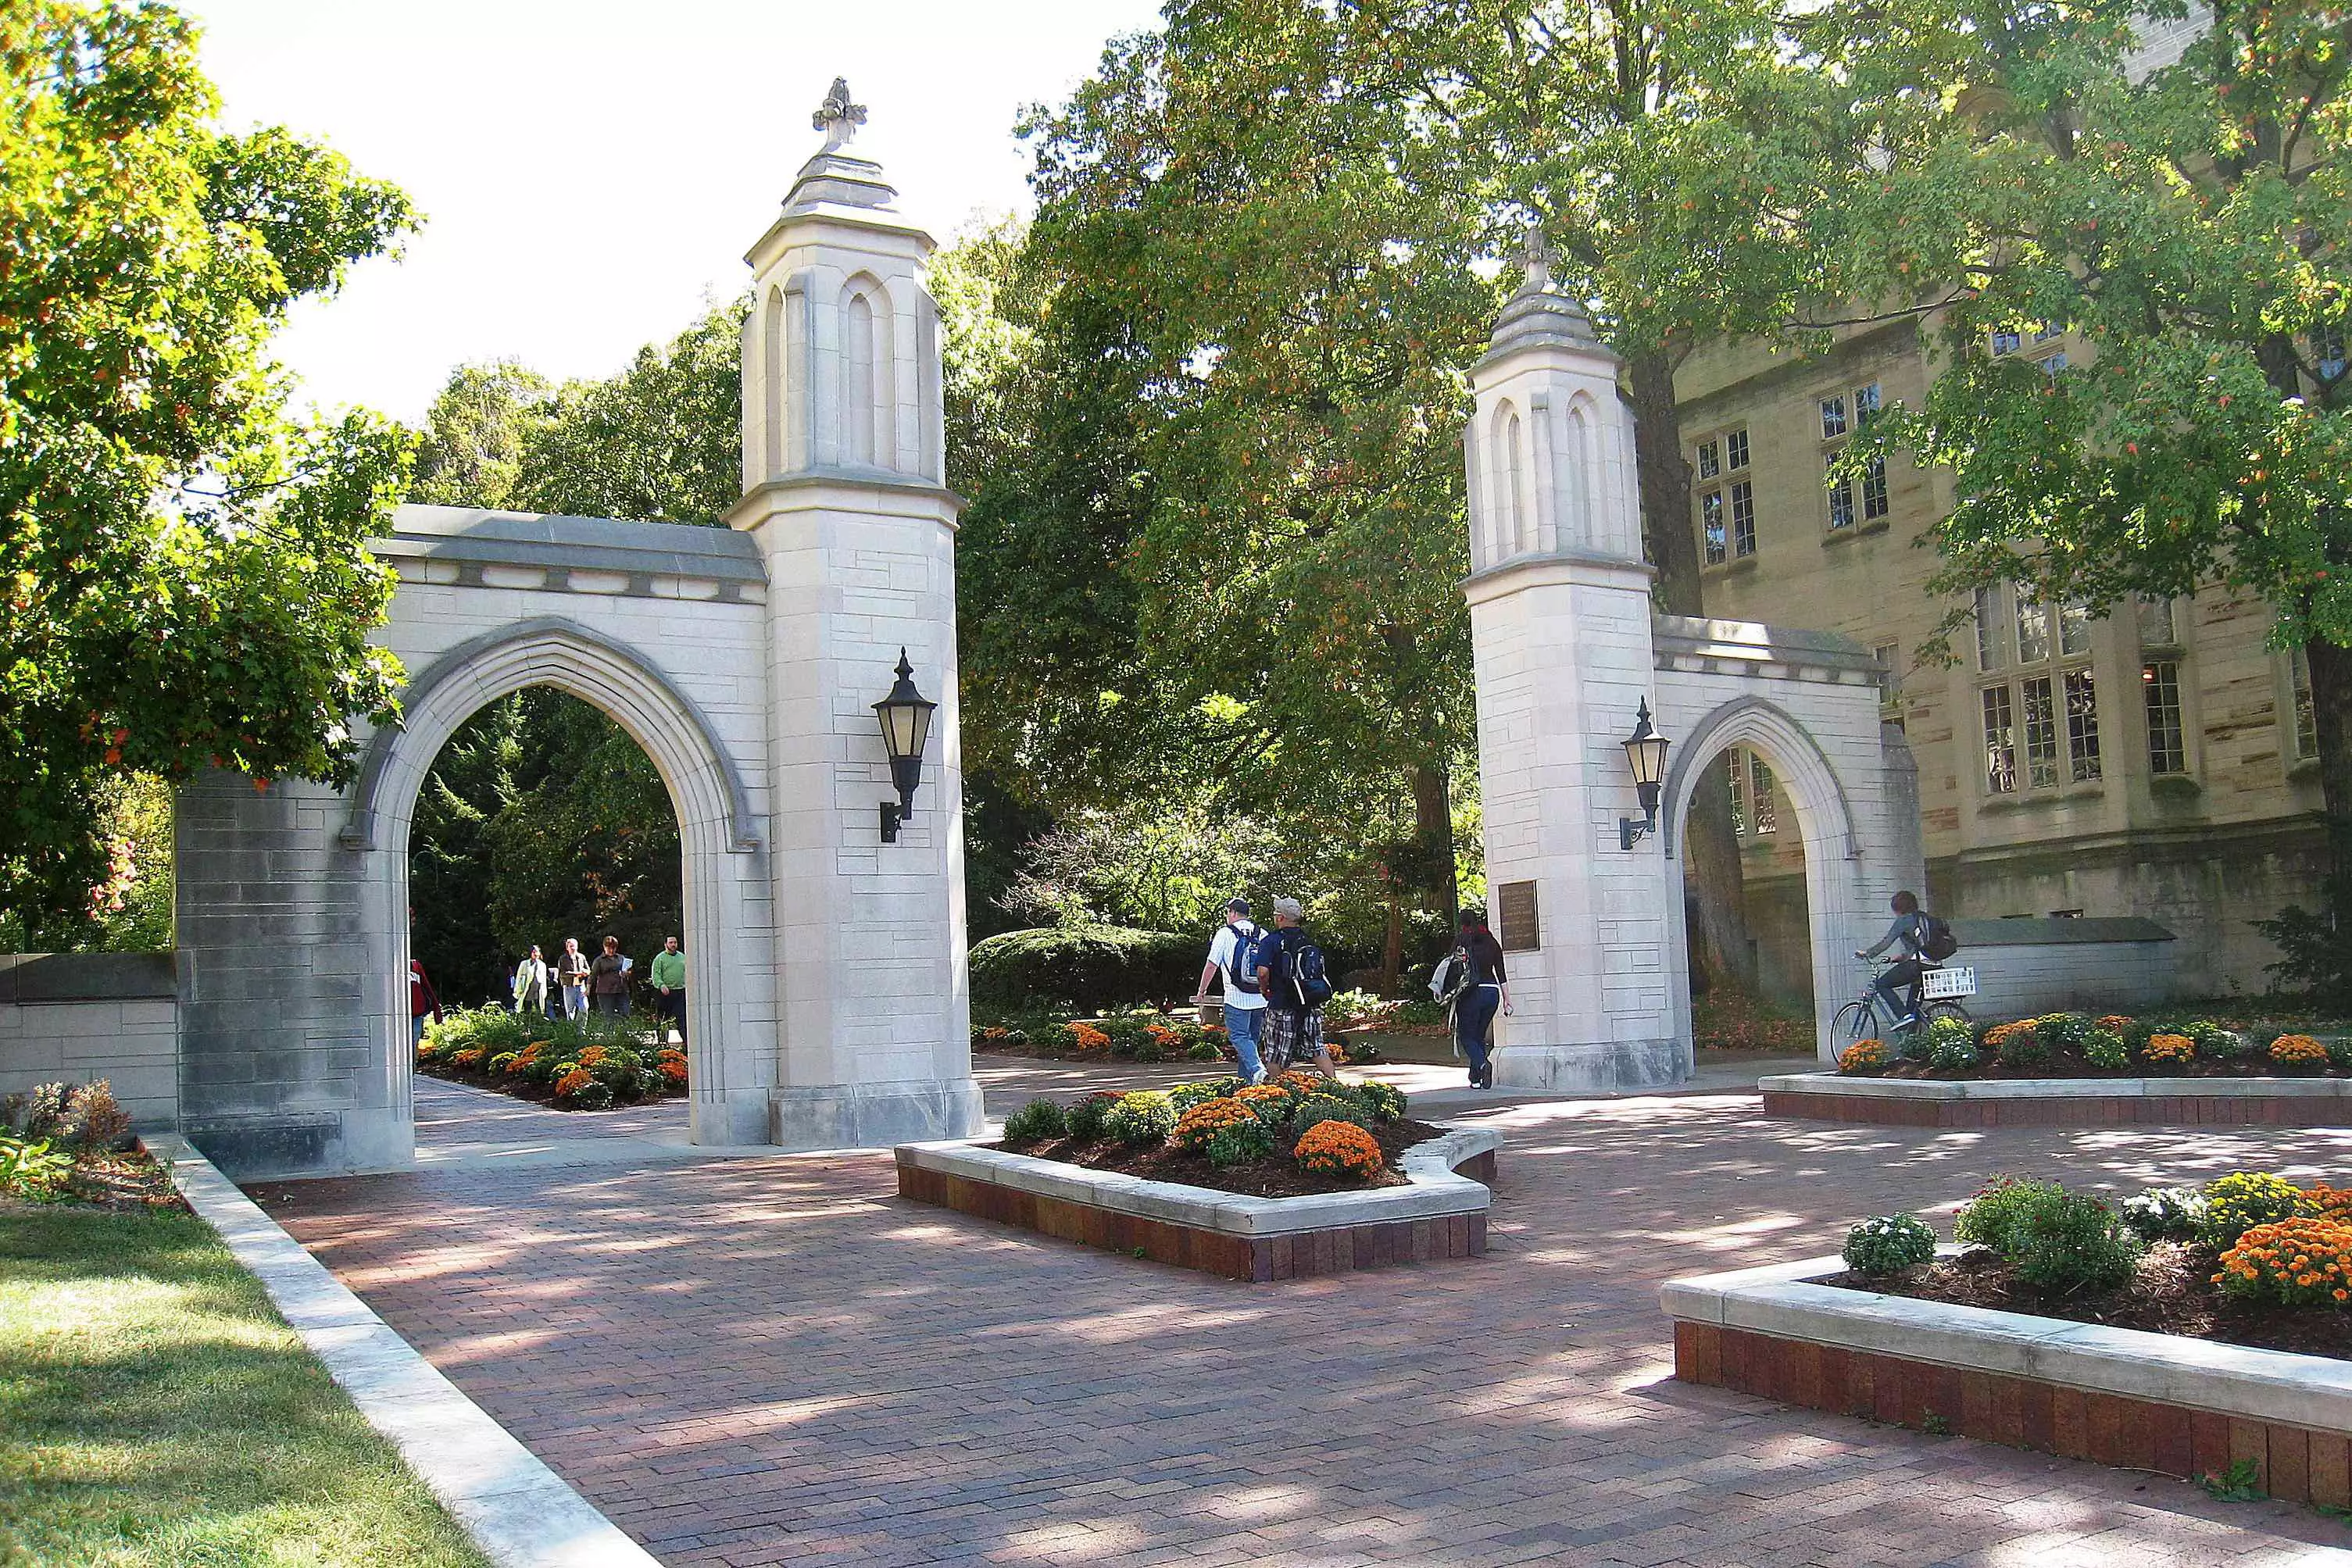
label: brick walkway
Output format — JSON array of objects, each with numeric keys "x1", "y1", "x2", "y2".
[{"x1": 252, "y1": 1089, "x2": 2352, "y2": 1566}]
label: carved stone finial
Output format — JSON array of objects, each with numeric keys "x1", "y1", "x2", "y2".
[
  {"x1": 813, "y1": 77, "x2": 867, "y2": 152},
  {"x1": 1517, "y1": 223, "x2": 1555, "y2": 295}
]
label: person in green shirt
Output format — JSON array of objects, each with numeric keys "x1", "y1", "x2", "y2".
[{"x1": 647, "y1": 936, "x2": 688, "y2": 1045}]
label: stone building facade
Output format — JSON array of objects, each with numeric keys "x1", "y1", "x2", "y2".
[{"x1": 1673, "y1": 318, "x2": 2325, "y2": 1004}]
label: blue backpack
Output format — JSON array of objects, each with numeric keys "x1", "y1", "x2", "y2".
[{"x1": 1224, "y1": 922, "x2": 1265, "y2": 995}]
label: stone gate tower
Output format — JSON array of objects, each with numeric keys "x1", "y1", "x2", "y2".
[
  {"x1": 727, "y1": 81, "x2": 985, "y2": 1147},
  {"x1": 1461, "y1": 245, "x2": 1687, "y2": 1091}
]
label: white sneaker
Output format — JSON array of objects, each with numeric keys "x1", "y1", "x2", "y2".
[{"x1": 1250, "y1": 1068, "x2": 1268, "y2": 1085}]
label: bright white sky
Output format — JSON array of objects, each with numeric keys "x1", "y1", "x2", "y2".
[{"x1": 178, "y1": 0, "x2": 1163, "y2": 423}]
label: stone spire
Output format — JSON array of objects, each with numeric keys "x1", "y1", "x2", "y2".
[
  {"x1": 1484, "y1": 221, "x2": 1608, "y2": 360},
  {"x1": 781, "y1": 76, "x2": 896, "y2": 217}
]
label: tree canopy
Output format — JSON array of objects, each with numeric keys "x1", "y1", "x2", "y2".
[
  {"x1": 0, "y1": 0, "x2": 416, "y2": 923},
  {"x1": 1839, "y1": 0, "x2": 2352, "y2": 863}
]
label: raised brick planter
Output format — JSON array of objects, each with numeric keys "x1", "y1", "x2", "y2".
[
  {"x1": 895, "y1": 1127, "x2": 1499, "y2": 1283},
  {"x1": 1664, "y1": 1252, "x2": 2352, "y2": 1503},
  {"x1": 1760, "y1": 1070, "x2": 2352, "y2": 1129}
]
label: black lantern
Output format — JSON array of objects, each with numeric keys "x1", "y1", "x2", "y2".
[
  {"x1": 873, "y1": 648, "x2": 937, "y2": 845},
  {"x1": 1617, "y1": 698, "x2": 1672, "y2": 850}
]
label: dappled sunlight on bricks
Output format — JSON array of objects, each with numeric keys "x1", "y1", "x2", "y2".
[{"x1": 243, "y1": 1095, "x2": 2352, "y2": 1565}]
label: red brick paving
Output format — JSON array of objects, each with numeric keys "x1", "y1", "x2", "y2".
[{"x1": 249, "y1": 1089, "x2": 2352, "y2": 1566}]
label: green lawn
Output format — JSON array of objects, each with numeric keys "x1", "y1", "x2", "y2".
[{"x1": 0, "y1": 1201, "x2": 490, "y2": 1567}]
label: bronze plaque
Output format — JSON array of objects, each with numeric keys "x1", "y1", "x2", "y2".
[{"x1": 1497, "y1": 880, "x2": 1540, "y2": 952}]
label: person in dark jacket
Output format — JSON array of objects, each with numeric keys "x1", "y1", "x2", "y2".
[
  {"x1": 589, "y1": 936, "x2": 631, "y2": 1020},
  {"x1": 1442, "y1": 910, "x2": 1511, "y2": 1088},
  {"x1": 1857, "y1": 890, "x2": 1931, "y2": 1028}
]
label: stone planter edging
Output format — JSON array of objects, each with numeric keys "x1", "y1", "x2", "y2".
[
  {"x1": 896, "y1": 1126, "x2": 1499, "y2": 1237},
  {"x1": 1664, "y1": 1250, "x2": 2352, "y2": 1499},
  {"x1": 1761, "y1": 1070, "x2": 2352, "y2": 1128},
  {"x1": 896, "y1": 1126, "x2": 1499, "y2": 1281}
]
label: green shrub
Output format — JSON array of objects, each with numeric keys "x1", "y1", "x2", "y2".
[
  {"x1": 2188, "y1": 1021, "x2": 2248, "y2": 1060},
  {"x1": 1993, "y1": 1026, "x2": 2050, "y2": 1069},
  {"x1": 1001, "y1": 1098, "x2": 1069, "y2": 1145},
  {"x1": 2011, "y1": 1191, "x2": 2143, "y2": 1295},
  {"x1": 2199, "y1": 1172, "x2": 2314, "y2": 1248},
  {"x1": 2084, "y1": 1029, "x2": 2130, "y2": 1070},
  {"x1": 1206, "y1": 1119, "x2": 1277, "y2": 1167},
  {"x1": 1289, "y1": 1092, "x2": 1374, "y2": 1138},
  {"x1": 1843, "y1": 1214, "x2": 1937, "y2": 1277},
  {"x1": 1392, "y1": 998, "x2": 1448, "y2": 1028},
  {"x1": 1164, "y1": 1080, "x2": 1228, "y2": 1113},
  {"x1": 1358, "y1": 1081, "x2": 1409, "y2": 1122},
  {"x1": 1955, "y1": 1177, "x2": 2067, "y2": 1256},
  {"x1": 1104, "y1": 1091, "x2": 1177, "y2": 1146},
  {"x1": 2121, "y1": 1185, "x2": 2209, "y2": 1241},
  {"x1": 1324, "y1": 990, "x2": 1399, "y2": 1030},
  {"x1": 967, "y1": 925, "x2": 1203, "y2": 1013},
  {"x1": 2035, "y1": 1013, "x2": 2093, "y2": 1053},
  {"x1": 0, "y1": 1131, "x2": 73, "y2": 1198},
  {"x1": 564, "y1": 1078, "x2": 615, "y2": 1111},
  {"x1": 2324, "y1": 1036, "x2": 2352, "y2": 1069},
  {"x1": 1927, "y1": 1030, "x2": 1982, "y2": 1072},
  {"x1": 1064, "y1": 1091, "x2": 1121, "y2": 1143},
  {"x1": 1186, "y1": 1038, "x2": 1222, "y2": 1060},
  {"x1": 2121, "y1": 1017, "x2": 2160, "y2": 1055}
]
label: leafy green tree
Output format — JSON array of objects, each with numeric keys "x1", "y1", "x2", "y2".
[
  {"x1": 1, "y1": 0, "x2": 416, "y2": 925},
  {"x1": 1839, "y1": 0, "x2": 2352, "y2": 878},
  {"x1": 1017, "y1": 0, "x2": 1888, "y2": 988},
  {"x1": 409, "y1": 362, "x2": 550, "y2": 511}
]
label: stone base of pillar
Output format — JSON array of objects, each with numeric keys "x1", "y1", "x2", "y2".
[
  {"x1": 1491, "y1": 1038, "x2": 1691, "y2": 1094},
  {"x1": 185, "y1": 1108, "x2": 415, "y2": 1182},
  {"x1": 691, "y1": 1088, "x2": 777, "y2": 1148},
  {"x1": 768, "y1": 1077, "x2": 986, "y2": 1152}
]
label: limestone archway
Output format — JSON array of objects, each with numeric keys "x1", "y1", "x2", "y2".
[
  {"x1": 353, "y1": 616, "x2": 762, "y2": 1144},
  {"x1": 1657, "y1": 695, "x2": 1866, "y2": 1064}
]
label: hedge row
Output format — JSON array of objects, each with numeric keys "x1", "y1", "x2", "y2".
[{"x1": 968, "y1": 924, "x2": 1203, "y2": 1013}]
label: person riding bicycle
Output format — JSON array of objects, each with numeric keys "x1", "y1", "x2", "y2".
[{"x1": 1856, "y1": 890, "x2": 1932, "y2": 1030}]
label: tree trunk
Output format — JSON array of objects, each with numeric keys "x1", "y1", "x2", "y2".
[
  {"x1": 1382, "y1": 890, "x2": 1404, "y2": 996},
  {"x1": 1411, "y1": 762, "x2": 1458, "y2": 927},
  {"x1": 1625, "y1": 346, "x2": 1759, "y2": 994}
]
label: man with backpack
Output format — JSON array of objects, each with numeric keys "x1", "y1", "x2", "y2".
[
  {"x1": 1256, "y1": 896, "x2": 1338, "y2": 1078},
  {"x1": 1857, "y1": 890, "x2": 1958, "y2": 1030},
  {"x1": 1194, "y1": 898, "x2": 1269, "y2": 1084}
]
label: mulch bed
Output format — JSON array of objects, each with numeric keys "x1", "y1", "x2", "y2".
[
  {"x1": 0, "y1": 1145, "x2": 188, "y2": 1216},
  {"x1": 995, "y1": 1117, "x2": 1445, "y2": 1199},
  {"x1": 413, "y1": 1060, "x2": 683, "y2": 1112},
  {"x1": 1871, "y1": 1059, "x2": 2352, "y2": 1081},
  {"x1": 1820, "y1": 1243, "x2": 2352, "y2": 1363}
]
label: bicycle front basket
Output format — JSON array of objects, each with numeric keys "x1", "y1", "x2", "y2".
[{"x1": 1920, "y1": 966, "x2": 1978, "y2": 1000}]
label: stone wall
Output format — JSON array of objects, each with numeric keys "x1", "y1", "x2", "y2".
[
  {"x1": 1945, "y1": 917, "x2": 2179, "y2": 1019},
  {"x1": 0, "y1": 952, "x2": 181, "y2": 1129}
]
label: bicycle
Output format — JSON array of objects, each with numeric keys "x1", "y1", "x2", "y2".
[{"x1": 1832, "y1": 957, "x2": 1975, "y2": 1053}]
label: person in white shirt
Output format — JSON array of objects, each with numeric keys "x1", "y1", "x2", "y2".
[{"x1": 1192, "y1": 898, "x2": 1270, "y2": 1084}]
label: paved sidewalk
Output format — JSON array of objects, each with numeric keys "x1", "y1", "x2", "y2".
[{"x1": 256, "y1": 1087, "x2": 2352, "y2": 1566}]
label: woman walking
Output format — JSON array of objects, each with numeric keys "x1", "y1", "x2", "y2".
[
  {"x1": 589, "y1": 936, "x2": 631, "y2": 1020},
  {"x1": 1443, "y1": 910, "x2": 1512, "y2": 1088}
]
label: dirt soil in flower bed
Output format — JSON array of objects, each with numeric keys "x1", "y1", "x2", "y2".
[
  {"x1": 413, "y1": 1061, "x2": 682, "y2": 1113},
  {"x1": 995, "y1": 1118, "x2": 1446, "y2": 1199},
  {"x1": 0, "y1": 1145, "x2": 188, "y2": 1215},
  {"x1": 1820, "y1": 1243, "x2": 2352, "y2": 1363},
  {"x1": 1871, "y1": 1058, "x2": 2352, "y2": 1081}
]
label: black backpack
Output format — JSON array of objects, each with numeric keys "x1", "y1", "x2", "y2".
[
  {"x1": 1920, "y1": 914, "x2": 1960, "y2": 963},
  {"x1": 1285, "y1": 935, "x2": 1335, "y2": 1009}
]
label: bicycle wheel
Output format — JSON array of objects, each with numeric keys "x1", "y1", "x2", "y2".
[
  {"x1": 1832, "y1": 999, "x2": 1882, "y2": 1051},
  {"x1": 1921, "y1": 1000, "x2": 1972, "y2": 1031}
]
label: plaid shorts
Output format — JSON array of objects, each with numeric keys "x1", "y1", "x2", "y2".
[{"x1": 1260, "y1": 1006, "x2": 1324, "y2": 1072}]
